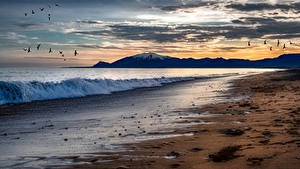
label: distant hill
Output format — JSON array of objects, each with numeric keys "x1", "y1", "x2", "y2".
[{"x1": 92, "y1": 52, "x2": 300, "y2": 68}]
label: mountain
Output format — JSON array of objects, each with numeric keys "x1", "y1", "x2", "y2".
[{"x1": 92, "y1": 52, "x2": 300, "y2": 68}]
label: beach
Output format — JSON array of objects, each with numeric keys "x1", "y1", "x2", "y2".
[
  {"x1": 0, "y1": 68, "x2": 298, "y2": 169},
  {"x1": 1, "y1": 0, "x2": 300, "y2": 168},
  {"x1": 1, "y1": 68, "x2": 271, "y2": 168},
  {"x1": 61, "y1": 69, "x2": 300, "y2": 169}
]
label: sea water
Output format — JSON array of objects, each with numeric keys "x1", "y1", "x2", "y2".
[
  {"x1": 0, "y1": 68, "x2": 274, "y2": 105},
  {"x1": 0, "y1": 68, "x2": 276, "y2": 168}
]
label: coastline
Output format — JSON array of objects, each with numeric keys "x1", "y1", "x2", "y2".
[
  {"x1": 62, "y1": 69, "x2": 300, "y2": 169},
  {"x1": 0, "y1": 73, "x2": 244, "y2": 168}
]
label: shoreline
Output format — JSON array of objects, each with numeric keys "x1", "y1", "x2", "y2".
[
  {"x1": 62, "y1": 69, "x2": 300, "y2": 169},
  {"x1": 0, "y1": 73, "x2": 241, "y2": 111},
  {"x1": 0, "y1": 73, "x2": 245, "y2": 168},
  {"x1": 0, "y1": 75, "x2": 230, "y2": 116}
]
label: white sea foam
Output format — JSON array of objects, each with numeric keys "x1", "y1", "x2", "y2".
[
  {"x1": 0, "y1": 77, "x2": 196, "y2": 105},
  {"x1": 0, "y1": 67, "x2": 273, "y2": 105}
]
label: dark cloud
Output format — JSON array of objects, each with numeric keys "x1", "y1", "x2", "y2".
[
  {"x1": 76, "y1": 21, "x2": 102, "y2": 24},
  {"x1": 231, "y1": 17, "x2": 276, "y2": 24},
  {"x1": 73, "y1": 24, "x2": 257, "y2": 43},
  {"x1": 73, "y1": 14, "x2": 300, "y2": 43},
  {"x1": 267, "y1": 34, "x2": 300, "y2": 39},
  {"x1": 76, "y1": 44, "x2": 121, "y2": 49},
  {"x1": 74, "y1": 25, "x2": 188, "y2": 43},
  {"x1": 158, "y1": 1, "x2": 217, "y2": 11},
  {"x1": 231, "y1": 16, "x2": 300, "y2": 39},
  {"x1": 226, "y1": 2, "x2": 300, "y2": 12},
  {"x1": 15, "y1": 23, "x2": 39, "y2": 29},
  {"x1": 218, "y1": 46, "x2": 250, "y2": 51}
]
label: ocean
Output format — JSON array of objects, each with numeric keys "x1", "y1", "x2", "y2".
[
  {"x1": 0, "y1": 68, "x2": 276, "y2": 168},
  {"x1": 0, "y1": 68, "x2": 274, "y2": 105}
]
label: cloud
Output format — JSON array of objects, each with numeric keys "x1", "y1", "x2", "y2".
[
  {"x1": 6, "y1": 32, "x2": 27, "y2": 40},
  {"x1": 158, "y1": 1, "x2": 218, "y2": 11},
  {"x1": 73, "y1": 24, "x2": 187, "y2": 43},
  {"x1": 226, "y1": 2, "x2": 300, "y2": 12},
  {"x1": 75, "y1": 20, "x2": 103, "y2": 24},
  {"x1": 76, "y1": 44, "x2": 121, "y2": 49},
  {"x1": 233, "y1": 17, "x2": 300, "y2": 39},
  {"x1": 15, "y1": 23, "x2": 40, "y2": 29},
  {"x1": 72, "y1": 14, "x2": 300, "y2": 44}
]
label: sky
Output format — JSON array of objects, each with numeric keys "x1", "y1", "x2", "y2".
[{"x1": 1, "y1": 0, "x2": 300, "y2": 67}]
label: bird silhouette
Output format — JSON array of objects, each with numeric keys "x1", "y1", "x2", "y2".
[
  {"x1": 264, "y1": 40, "x2": 267, "y2": 45},
  {"x1": 270, "y1": 46, "x2": 272, "y2": 51},
  {"x1": 49, "y1": 48, "x2": 52, "y2": 53},
  {"x1": 289, "y1": 41, "x2": 293, "y2": 45},
  {"x1": 24, "y1": 13, "x2": 27, "y2": 16},
  {"x1": 32, "y1": 10, "x2": 35, "y2": 15},
  {"x1": 59, "y1": 51, "x2": 63, "y2": 55},
  {"x1": 283, "y1": 44, "x2": 286, "y2": 49},
  {"x1": 248, "y1": 41, "x2": 251, "y2": 46},
  {"x1": 40, "y1": 8, "x2": 44, "y2": 11},
  {"x1": 55, "y1": 3, "x2": 60, "y2": 7},
  {"x1": 74, "y1": 50, "x2": 78, "y2": 56},
  {"x1": 277, "y1": 40, "x2": 280, "y2": 47},
  {"x1": 37, "y1": 44, "x2": 41, "y2": 50}
]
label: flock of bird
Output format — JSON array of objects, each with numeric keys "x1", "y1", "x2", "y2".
[
  {"x1": 247, "y1": 39, "x2": 294, "y2": 51},
  {"x1": 22, "y1": 2, "x2": 296, "y2": 62},
  {"x1": 24, "y1": 3, "x2": 60, "y2": 21},
  {"x1": 23, "y1": 2, "x2": 78, "y2": 61},
  {"x1": 23, "y1": 44, "x2": 78, "y2": 61}
]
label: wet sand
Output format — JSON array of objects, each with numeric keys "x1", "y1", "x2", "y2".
[
  {"x1": 1, "y1": 74, "x2": 244, "y2": 168},
  {"x1": 63, "y1": 69, "x2": 300, "y2": 169}
]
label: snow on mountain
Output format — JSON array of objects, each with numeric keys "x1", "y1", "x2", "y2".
[{"x1": 131, "y1": 52, "x2": 172, "y2": 60}]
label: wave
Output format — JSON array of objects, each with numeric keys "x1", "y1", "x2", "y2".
[
  {"x1": 0, "y1": 77, "x2": 198, "y2": 105},
  {"x1": 0, "y1": 73, "x2": 241, "y2": 105}
]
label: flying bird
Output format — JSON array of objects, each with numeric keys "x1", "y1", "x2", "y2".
[
  {"x1": 264, "y1": 40, "x2": 267, "y2": 45},
  {"x1": 74, "y1": 50, "x2": 78, "y2": 56},
  {"x1": 49, "y1": 48, "x2": 52, "y2": 53},
  {"x1": 37, "y1": 44, "x2": 41, "y2": 50},
  {"x1": 55, "y1": 3, "x2": 60, "y2": 7},
  {"x1": 40, "y1": 8, "x2": 44, "y2": 11}
]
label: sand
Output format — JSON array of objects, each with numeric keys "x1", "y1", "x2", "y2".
[{"x1": 61, "y1": 69, "x2": 300, "y2": 169}]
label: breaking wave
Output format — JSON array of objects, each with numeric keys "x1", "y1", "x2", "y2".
[{"x1": 0, "y1": 77, "x2": 197, "y2": 105}]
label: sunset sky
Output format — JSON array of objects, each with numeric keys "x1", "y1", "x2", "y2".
[{"x1": 1, "y1": 0, "x2": 300, "y2": 67}]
